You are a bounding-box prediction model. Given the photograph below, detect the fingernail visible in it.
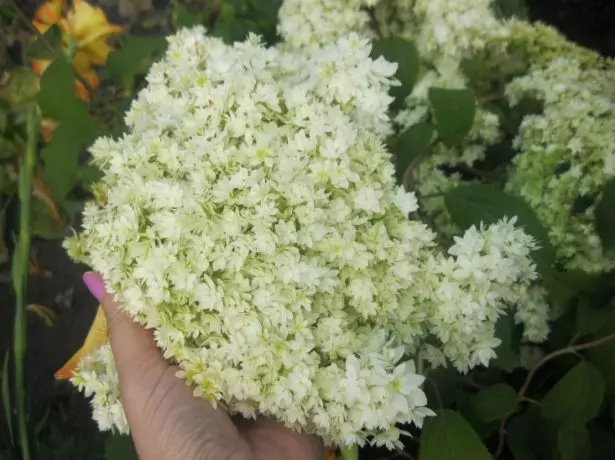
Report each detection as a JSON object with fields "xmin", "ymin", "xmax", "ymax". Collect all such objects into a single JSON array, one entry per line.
[{"xmin": 82, "ymin": 272, "xmax": 105, "ymax": 302}]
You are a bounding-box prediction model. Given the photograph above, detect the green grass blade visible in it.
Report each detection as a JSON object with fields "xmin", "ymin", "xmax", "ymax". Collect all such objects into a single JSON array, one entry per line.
[
  {"xmin": 2, "ymin": 351, "xmax": 14, "ymax": 446},
  {"xmin": 11, "ymin": 106, "xmax": 39, "ymax": 460}
]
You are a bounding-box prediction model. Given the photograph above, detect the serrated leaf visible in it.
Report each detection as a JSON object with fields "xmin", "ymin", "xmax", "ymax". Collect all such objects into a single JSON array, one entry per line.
[
  {"xmin": 542, "ymin": 361, "xmax": 604, "ymax": 423},
  {"xmin": 371, "ymin": 37, "xmax": 420, "ymax": 109},
  {"xmin": 104, "ymin": 434, "xmax": 138, "ymax": 460},
  {"xmin": 595, "ymin": 179, "xmax": 615, "ymax": 253},
  {"xmin": 392, "ymin": 122, "xmax": 434, "ymax": 184},
  {"xmin": 557, "ymin": 423, "xmax": 589, "ymax": 460},
  {"xmin": 107, "ymin": 35, "xmax": 168, "ymax": 79},
  {"xmin": 419, "ymin": 410, "xmax": 491, "ymax": 460},
  {"xmin": 444, "ymin": 184, "xmax": 555, "ymax": 271},
  {"xmin": 469, "ymin": 384, "xmax": 517, "ymax": 423},
  {"xmin": 27, "ymin": 25, "xmax": 62, "ymax": 59},
  {"xmin": 428, "ymin": 87, "xmax": 476, "ymax": 146}
]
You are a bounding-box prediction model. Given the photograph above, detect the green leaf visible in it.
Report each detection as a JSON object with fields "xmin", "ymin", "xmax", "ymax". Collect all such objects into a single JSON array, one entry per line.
[
  {"xmin": 507, "ymin": 408, "xmax": 556, "ymax": 460},
  {"xmin": 424, "ymin": 366, "xmax": 462, "ymax": 408},
  {"xmin": 589, "ymin": 424, "xmax": 615, "ymax": 460},
  {"xmin": 594, "ymin": 179, "xmax": 615, "ymax": 253},
  {"xmin": 542, "ymin": 361, "xmax": 605, "ymax": 423},
  {"xmin": 41, "ymin": 123, "xmax": 95, "ymax": 200},
  {"xmin": 444, "ymin": 184, "xmax": 555, "ymax": 271},
  {"xmin": 392, "ymin": 122, "xmax": 434, "ymax": 184},
  {"xmin": 492, "ymin": 0, "xmax": 529, "ymax": 19},
  {"xmin": 469, "ymin": 384, "xmax": 517, "ymax": 423},
  {"xmin": 419, "ymin": 410, "xmax": 491, "ymax": 460},
  {"xmin": 340, "ymin": 445, "xmax": 358, "ymax": 460},
  {"xmin": 2, "ymin": 351, "xmax": 13, "ymax": 446},
  {"xmin": 173, "ymin": 3, "xmax": 210, "ymax": 29},
  {"xmin": 26, "ymin": 25, "xmax": 62, "ymax": 59},
  {"xmin": 0, "ymin": 137, "xmax": 17, "ymax": 159},
  {"xmin": 492, "ymin": 313, "xmax": 518, "ymax": 372},
  {"xmin": 557, "ymin": 422, "xmax": 590, "ymax": 460},
  {"xmin": 104, "ymin": 434, "xmax": 138, "ymax": 460},
  {"xmin": 576, "ymin": 300, "xmax": 614, "ymax": 337},
  {"xmin": 107, "ymin": 36, "xmax": 168, "ymax": 80},
  {"xmin": 543, "ymin": 269, "xmax": 595, "ymax": 313},
  {"xmin": 371, "ymin": 38, "xmax": 420, "ymax": 109},
  {"xmin": 428, "ymin": 88, "xmax": 476, "ymax": 146},
  {"xmin": 38, "ymin": 57, "xmax": 94, "ymax": 131}
]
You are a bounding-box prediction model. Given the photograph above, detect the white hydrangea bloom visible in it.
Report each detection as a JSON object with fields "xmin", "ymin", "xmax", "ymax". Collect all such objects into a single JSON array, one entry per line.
[
  {"xmin": 423, "ymin": 217, "xmax": 546, "ymax": 372},
  {"xmin": 278, "ymin": 0, "xmax": 382, "ymax": 49},
  {"xmin": 67, "ymin": 28, "xmax": 544, "ymax": 448},
  {"xmin": 506, "ymin": 56, "xmax": 615, "ymax": 273}
]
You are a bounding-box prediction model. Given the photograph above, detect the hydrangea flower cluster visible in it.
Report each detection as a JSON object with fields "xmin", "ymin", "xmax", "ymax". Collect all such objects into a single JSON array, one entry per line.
[
  {"xmin": 278, "ymin": 0, "xmax": 381, "ymax": 49},
  {"xmin": 506, "ymin": 56, "xmax": 615, "ymax": 273},
  {"xmin": 66, "ymin": 27, "xmax": 546, "ymax": 447},
  {"xmin": 304, "ymin": 0, "xmax": 615, "ymax": 273}
]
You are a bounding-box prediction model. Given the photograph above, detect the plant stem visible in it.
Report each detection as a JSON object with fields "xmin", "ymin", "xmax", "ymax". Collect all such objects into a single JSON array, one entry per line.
[
  {"xmin": 12, "ymin": 107, "xmax": 39, "ymax": 460},
  {"xmin": 494, "ymin": 331, "xmax": 615, "ymax": 458}
]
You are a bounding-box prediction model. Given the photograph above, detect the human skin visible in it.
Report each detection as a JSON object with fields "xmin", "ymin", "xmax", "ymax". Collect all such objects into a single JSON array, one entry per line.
[{"xmin": 83, "ymin": 272, "xmax": 324, "ymax": 460}]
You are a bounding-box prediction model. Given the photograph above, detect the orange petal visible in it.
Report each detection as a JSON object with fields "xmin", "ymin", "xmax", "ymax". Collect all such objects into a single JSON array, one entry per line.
[
  {"xmin": 55, "ymin": 305, "xmax": 109, "ymax": 380},
  {"xmin": 74, "ymin": 68, "xmax": 99, "ymax": 101},
  {"xmin": 30, "ymin": 59, "xmax": 51, "ymax": 76},
  {"xmin": 33, "ymin": 0, "xmax": 66, "ymax": 26}
]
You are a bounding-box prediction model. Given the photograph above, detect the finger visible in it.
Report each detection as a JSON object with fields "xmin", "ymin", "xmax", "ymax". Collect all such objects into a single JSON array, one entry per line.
[{"xmin": 82, "ymin": 272, "xmax": 165, "ymax": 376}]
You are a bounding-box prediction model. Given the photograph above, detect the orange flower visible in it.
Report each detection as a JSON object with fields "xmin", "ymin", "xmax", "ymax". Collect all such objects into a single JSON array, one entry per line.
[
  {"xmin": 29, "ymin": 0, "xmax": 123, "ymax": 102},
  {"xmin": 60, "ymin": 0, "xmax": 125, "ymax": 66},
  {"xmin": 32, "ymin": 0, "xmax": 66, "ymax": 33}
]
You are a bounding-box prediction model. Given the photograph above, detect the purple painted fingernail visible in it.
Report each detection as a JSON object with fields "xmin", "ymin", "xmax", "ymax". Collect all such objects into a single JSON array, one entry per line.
[{"xmin": 82, "ymin": 272, "xmax": 105, "ymax": 302}]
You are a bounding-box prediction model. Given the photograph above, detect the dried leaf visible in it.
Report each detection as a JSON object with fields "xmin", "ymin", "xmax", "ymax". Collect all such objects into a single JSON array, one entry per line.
[{"xmin": 55, "ymin": 306, "xmax": 109, "ymax": 379}]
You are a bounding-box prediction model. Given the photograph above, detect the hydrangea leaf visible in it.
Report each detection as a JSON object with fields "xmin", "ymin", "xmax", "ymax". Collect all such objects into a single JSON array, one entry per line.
[
  {"xmin": 507, "ymin": 408, "xmax": 556, "ymax": 460},
  {"xmin": 594, "ymin": 179, "xmax": 615, "ymax": 253},
  {"xmin": 575, "ymin": 299, "xmax": 614, "ymax": 337},
  {"xmin": 428, "ymin": 87, "xmax": 476, "ymax": 146},
  {"xmin": 106, "ymin": 35, "xmax": 168, "ymax": 80},
  {"xmin": 391, "ymin": 122, "xmax": 434, "ymax": 184},
  {"xmin": 419, "ymin": 410, "xmax": 491, "ymax": 460},
  {"xmin": 492, "ymin": 313, "xmax": 518, "ymax": 372},
  {"xmin": 104, "ymin": 434, "xmax": 138, "ymax": 460},
  {"xmin": 541, "ymin": 361, "xmax": 604, "ymax": 423},
  {"xmin": 469, "ymin": 384, "xmax": 517, "ymax": 423},
  {"xmin": 424, "ymin": 367, "xmax": 462, "ymax": 408},
  {"xmin": 444, "ymin": 184, "xmax": 555, "ymax": 271},
  {"xmin": 557, "ymin": 422, "xmax": 589, "ymax": 460},
  {"xmin": 371, "ymin": 37, "xmax": 420, "ymax": 109}
]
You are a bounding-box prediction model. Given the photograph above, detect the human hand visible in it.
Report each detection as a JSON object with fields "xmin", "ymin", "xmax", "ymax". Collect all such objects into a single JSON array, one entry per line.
[{"xmin": 82, "ymin": 272, "xmax": 324, "ymax": 460}]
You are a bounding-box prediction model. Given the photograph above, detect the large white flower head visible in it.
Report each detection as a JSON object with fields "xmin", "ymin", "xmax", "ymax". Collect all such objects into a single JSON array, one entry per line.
[
  {"xmin": 65, "ymin": 27, "xmax": 545, "ymax": 448},
  {"xmin": 66, "ymin": 27, "xmax": 432, "ymax": 447}
]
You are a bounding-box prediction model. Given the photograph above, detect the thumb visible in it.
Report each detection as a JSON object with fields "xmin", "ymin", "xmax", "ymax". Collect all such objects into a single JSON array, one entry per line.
[{"xmin": 82, "ymin": 272, "xmax": 167, "ymax": 382}]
